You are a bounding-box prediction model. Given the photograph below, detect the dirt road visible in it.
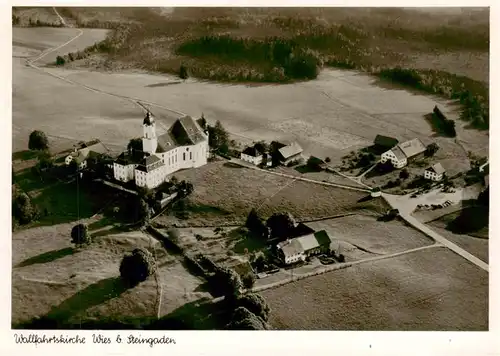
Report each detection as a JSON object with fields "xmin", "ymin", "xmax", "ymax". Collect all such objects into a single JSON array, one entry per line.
[{"xmin": 382, "ymin": 192, "xmax": 489, "ymax": 272}]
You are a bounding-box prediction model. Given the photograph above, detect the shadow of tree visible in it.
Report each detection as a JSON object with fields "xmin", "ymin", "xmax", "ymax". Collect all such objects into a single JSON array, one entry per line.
[
  {"xmin": 12, "ymin": 150, "xmax": 39, "ymax": 161},
  {"xmin": 16, "ymin": 247, "xmax": 76, "ymax": 268},
  {"xmin": 46, "ymin": 277, "xmax": 127, "ymax": 321},
  {"xmin": 223, "ymin": 162, "xmax": 245, "ymax": 169}
]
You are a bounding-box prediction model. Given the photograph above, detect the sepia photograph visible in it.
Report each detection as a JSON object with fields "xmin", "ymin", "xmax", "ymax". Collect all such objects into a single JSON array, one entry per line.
[{"xmin": 11, "ymin": 5, "xmax": 489, "ymax": 332}]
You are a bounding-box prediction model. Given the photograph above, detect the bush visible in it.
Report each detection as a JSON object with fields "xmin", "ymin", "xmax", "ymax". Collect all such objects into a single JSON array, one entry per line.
[
  {"xmin": 119, "ymin": 248, "xmax": 157, "ymax": 287},
  {"xmin": 325, "ymin": 157, "xmax": 331, "ymax": 163},
  {"xmin": 236, "ymin": 293, "xmax": 270, "ymax": 321},
  {"xmin": 179, "ymin": 64, "xmax": 189, "ymax": 79},
  {"xmin": 28, "ymin": 130, "xmax": 49, "ymax": 151},
  {"xmin": 241, "ymin": 273, "xmax": 256, "ymax": 290},
  {"xmin": 167, "ymin": 228, "xmax": 181, "ymax": 242},
  {"xmin": 212, "ymin": 266, "xmax": 243, "ymax": 300},
  {"xmin": 55, "ymin": 55, "xmax": 65, "ymax": 66},
  {"xmin": 71, "ymin": 223, "xmax": 91, "ymax": 247}
]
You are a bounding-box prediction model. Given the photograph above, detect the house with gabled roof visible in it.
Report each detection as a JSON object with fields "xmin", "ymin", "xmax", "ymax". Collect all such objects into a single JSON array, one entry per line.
[
  {"xmin": 65, "ymin": 139, "xmax": 110, "ymax": 170},
  {"xmin": 278, "ymin": 142, "xmax": 303, "ymax": 165},
  {"xmin": 424, "ymin": 162, "xmax": 446, "ymax": 181},
  {"xmin": 113, "ymin": 112, "xmax": 209, "ymax": 189},
  {"xmin": 241, "ymin": 145, "xmax": 265, "ymax": 166},
  {"xmin": 276, "ymin": 229, "xmax": 333, "ymax": 265},
  {"xmin": 381, "ymin": 138, "xmax": 426, "ymax": 169}
]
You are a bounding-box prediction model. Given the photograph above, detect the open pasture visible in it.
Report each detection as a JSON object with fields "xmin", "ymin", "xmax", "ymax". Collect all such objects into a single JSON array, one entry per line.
[
  {"xmin": 306, "ymin": 214, "xmax": 434, "ymax": 255},
  {"xmin": 261, "ymin": 247, "xmax": 488, "ymax": 330},
  {"xmin": 12, "ymin": 222, "xmax": 207, "ymax": 325}
]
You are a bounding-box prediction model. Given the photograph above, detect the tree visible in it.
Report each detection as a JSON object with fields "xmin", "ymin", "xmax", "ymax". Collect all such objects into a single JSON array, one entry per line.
[
  {"xmin": 236, "ymin": 293, "xmax": 270, "ymax": 321},
  {"xmin": 307, "ymin": 156, "xmax": 324, "ymax": 171},
  {"xmin": 213, "ymin": 266, "xmax": 243, "ymax": 300},
  {"xmin": 127, "ymin": 138, "xmax": 143, "ymax": 160},
  {"xmin": 399, "ymin": 169, "xmax": 410, "ymax": 180},
  {"xmin": 179, "ymin": 64, "xmax": 188, "ymax": 80},
  {"xmin": 12, "ymin": 192, "xmax": 37, "ymax": 225},
  {"xmin": 197, "ymin": 113, "xmax": 207, "ymax": 130},
  {"xmin": 71, "ymin": 223, "xmax": 91, "ymax": 247},
  {"xmin": 208, "ymin": 120, "xmax": 229, "ymax": 151},
  {"xmin": 28, "ymin": 130, "xmax": 49, "ymax": 151},
  {"xmin": 119, "ymin": 248, "xmax": 157, "ymax": 287},
  {"xmin": 245, "ymin": 209, "xmax": 267, "ymax": 238},
  {"xmin": 266, "ymin": 212, "xmax": 297, "ymax": 239},
  {"xmin": 242, "ymin": 273, "xmax": 256, "ymax": 290},
  {"xmin": 254, "ymin": 141, "xmax": 268, "ymax": 155},
  {"xmin": 424, "ymin": 143, "xmax": 440, "ymax": 157},
  {"xmin": 135, "ymin": 198, "xmax": 150, "ymax": 226},
  {"xmin": 176, "ymin": 180, "xmax": 194, "ymax": 198},
  {"xmin": 325, "ymin": 157, "xmax": 331, "ymax": 163},
  {"xmin": 167, "ymin": 228, "xmax": 181, "ymax": 243},
  {"xmin": 226, "ymin": 307, "xmax": 269, "ymax": 330},
  {"xmin": 55, "ymin": 55, "xmax": 65, "ymax": 66}
]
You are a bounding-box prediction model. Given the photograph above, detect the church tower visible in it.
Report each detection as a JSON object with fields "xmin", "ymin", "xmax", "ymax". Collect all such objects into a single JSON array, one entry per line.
[{"xmin": 142, "ymin": 111, "xmax": 158, "ymax": 154}]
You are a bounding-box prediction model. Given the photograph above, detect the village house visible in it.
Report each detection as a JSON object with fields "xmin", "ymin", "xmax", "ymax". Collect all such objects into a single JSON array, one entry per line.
[
  {"xmin": 424, "ymin": 162, "xmax": 446, "ymax": 181},
  {"xmin": 113, "ymin": 112, "xmax": 209, "ymax": 189},
  {"xmin": 240, "ymin": 145, "xmax": 264, "ymax": 166},
  {"xmin": 65, "ymin": 139, "xmax": 110, "ymax": 170},
  {"xmin": 381, "ymin": 138, "xmax": 426, "ymax": 169},
  {"xmin": 278, "ymin": 142, "xmax": 303, "ymax": 165},
  {"xmin": 276, "ymin": 230, "xmax": 333, "ymax": 265}
]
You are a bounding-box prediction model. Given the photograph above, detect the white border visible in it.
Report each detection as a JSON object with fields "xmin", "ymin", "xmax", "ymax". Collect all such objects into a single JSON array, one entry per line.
[{"xmin": 3, "ymin": 1, "xmax": 497, "ymax": 355}]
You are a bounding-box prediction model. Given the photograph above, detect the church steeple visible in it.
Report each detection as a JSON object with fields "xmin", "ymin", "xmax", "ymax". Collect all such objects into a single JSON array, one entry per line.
[{"xmin": 142, "ymin": 111, "xmax": 157, "ymax": 154}]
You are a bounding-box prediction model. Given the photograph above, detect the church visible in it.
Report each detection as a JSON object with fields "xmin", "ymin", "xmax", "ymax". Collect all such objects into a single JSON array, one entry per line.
[{"xmin": 113, "ymin": 111, "xmax": 209, "ymax": 189}]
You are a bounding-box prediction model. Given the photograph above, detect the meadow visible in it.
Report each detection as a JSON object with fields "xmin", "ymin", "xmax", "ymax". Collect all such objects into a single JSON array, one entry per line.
[{"xmin": 261, "ymin": 247, "xmax": 488, "ymax": 331}]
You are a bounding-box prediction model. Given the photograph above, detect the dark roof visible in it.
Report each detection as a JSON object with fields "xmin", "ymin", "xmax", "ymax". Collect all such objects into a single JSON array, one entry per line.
[
  {"xmin": 143, "ymin": 112, "xmax": 154, "ymax": 126},
  {"xmin": 115, "ymin": 152, "xmax": 142, "ymax": 165},
  {"xmin": 242, "ymin": 146, "xmax": 262, "ymax": 157},
  {"xmin": 313, "ymin": 230, "xmax": 332, "ymax": 247},
  {"xmin": 374, "ymin": 135, "xmax": 399, "ymax": 148}
]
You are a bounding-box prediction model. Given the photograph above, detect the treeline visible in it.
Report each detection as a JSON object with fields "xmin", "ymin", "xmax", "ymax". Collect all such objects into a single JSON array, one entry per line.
[
  {"xmin": 377, "ymin": 67, "xmax": 489, "ymax": 129},
  {"xmin": 176, "ymin": 35, "xmax": 321, "ymax": 81},
  {"xmin": 12, "ymin": 14, "xmax": 63, "ymax": 28}
]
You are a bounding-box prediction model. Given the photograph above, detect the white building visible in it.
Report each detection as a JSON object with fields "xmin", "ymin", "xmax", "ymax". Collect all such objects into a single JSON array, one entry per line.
[
  {"xmin": 424, "ymin": 162, "xmax": 446, "ymax": 181},
  {"xmin": 113, "ymin": 112, "xmax": 209, "ymax": 189},
  {"xmin": 241, "ymin": 145, "xmax": 264, "ymax": 166},
  {"xmin": 381, "ymin": 138, "xmax": 426, "ymax": 169},
  {"xmin": 65, "ymin": 139, "xmax": 109, "ymax": 170}
]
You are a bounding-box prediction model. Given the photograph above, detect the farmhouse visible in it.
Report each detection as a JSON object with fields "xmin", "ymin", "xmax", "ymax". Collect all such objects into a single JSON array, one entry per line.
[
  {"xmin": 278, "ymin": 142, "xmax": 304, "ymax": 165},
  {"xmin": 113, "ymin": 112, "xmax": 209, "ymax": 189},
  {"xmin": 277, "ymin": 230, "xmax": 333, "ymax": 265},
  {"xmin": 241, "ymin": 145, "xmax": 264, "ymax": 166},
  {"xmin": 65, "ymin": 139, "xmax": 110, "ymax": 170},
  {"xmin": 381, "ymin": 138, "xmax": 426, "ymax": 169},
  {"xmin": 424, "ymin": 162, "xmax": 446, "ymax": 181}
]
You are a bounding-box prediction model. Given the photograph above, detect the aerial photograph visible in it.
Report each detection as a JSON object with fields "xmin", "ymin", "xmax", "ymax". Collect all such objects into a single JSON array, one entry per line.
[{"xmin": 12, "ymin": 7, "xmax": 489, "ymax": 330}]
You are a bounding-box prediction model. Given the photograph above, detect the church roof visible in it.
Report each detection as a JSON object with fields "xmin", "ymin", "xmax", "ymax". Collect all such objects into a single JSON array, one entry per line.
[{"xmin": 157, "ymin": 115, "xmax": 207, "ymax": 153}]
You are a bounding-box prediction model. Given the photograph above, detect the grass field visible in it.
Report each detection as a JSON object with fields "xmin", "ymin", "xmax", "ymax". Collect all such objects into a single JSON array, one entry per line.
[
  {"xmin": 160, "ymin": 161, "xmax": 368, "ymax": 225},
  {"xmin": 261, "ymin": 247, "xmax": 488, "ymax": 330},
  {"xmin": 12, "ymin": 223, "xmax": 208, "ymax": 325},
  {"xmin": 306, "ymin": 215, "xmax": 434, "ymax": 255}
]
